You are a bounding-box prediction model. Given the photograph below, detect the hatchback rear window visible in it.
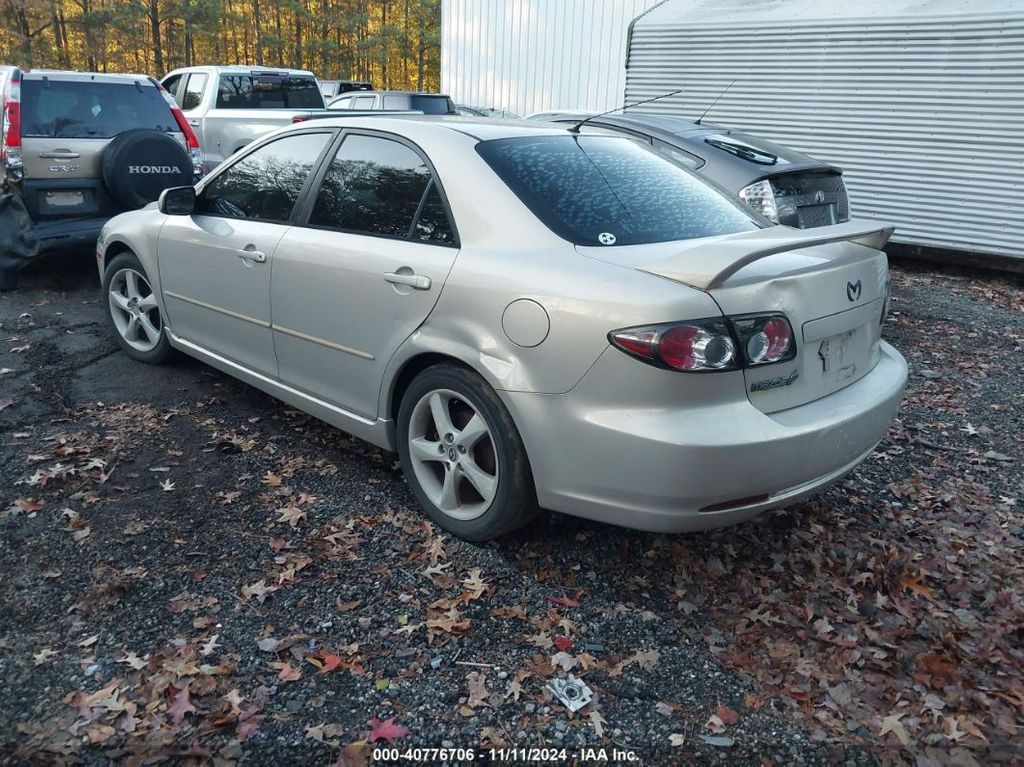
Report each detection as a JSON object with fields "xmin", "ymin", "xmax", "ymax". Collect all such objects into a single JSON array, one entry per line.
[
  {"xmin": 216, "ymin": 75, "xmax": 324, "ymax": 109},
  {"xmin": 20, "ymin": 80, "xmax": 178, "ymax": 139},
  {"xmin": 477, "ymin": 135, "xmax": 756, "ymax": 246}
]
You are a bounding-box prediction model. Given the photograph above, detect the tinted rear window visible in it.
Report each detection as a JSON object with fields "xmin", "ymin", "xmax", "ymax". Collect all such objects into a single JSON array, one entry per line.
[
  {"xmin": 477, "ymin": 135, "xmax": 756, "ymax": 247},
  {"xmin": 409, "ymin": 96, "xmax": 453, "ymax": 115},
  {"xmin": 216, "ymin": 75, "xmax": 324, "ymax": 109},
  {"xmin": 21, "ymin": 80, "xmax": 178, "ymax": 138}
]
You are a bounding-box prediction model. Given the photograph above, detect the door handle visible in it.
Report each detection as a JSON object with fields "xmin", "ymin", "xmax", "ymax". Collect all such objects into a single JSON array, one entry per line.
[
  {"xmin": 384, "ymin": 271, "xmax": 431, "ymax": 290},
  {"xmin": 237, "ymin": 247, "xmax": 267, "ymax": 263},
  {"xmin": 38, "ymin": 151, "xmax": 81, "ymax": 159},
  {"xmin": 188, "ymin": 119, "xmax": 200, "ymax": 127}
]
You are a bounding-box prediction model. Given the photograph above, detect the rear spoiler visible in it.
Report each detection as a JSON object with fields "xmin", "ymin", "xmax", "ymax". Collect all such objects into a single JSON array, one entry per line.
[{"xmin": 639, "ymin": 220, "xmax": 895, "ymax": 290}]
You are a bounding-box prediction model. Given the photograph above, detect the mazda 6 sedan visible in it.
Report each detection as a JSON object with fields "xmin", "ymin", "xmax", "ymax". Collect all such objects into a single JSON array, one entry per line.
[{"xmin": 96, "ymin": 116, "xmax": 907, "ymax": 541}]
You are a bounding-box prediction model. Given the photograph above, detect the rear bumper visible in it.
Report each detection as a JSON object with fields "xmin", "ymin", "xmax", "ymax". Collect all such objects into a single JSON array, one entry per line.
[
  {"xmin": 34, "ymin": 218, "xmax": 107, "ymax": 254},
  {"xmin": 505, "ymin": 341, "xmax": 907, "ymax": 533}
]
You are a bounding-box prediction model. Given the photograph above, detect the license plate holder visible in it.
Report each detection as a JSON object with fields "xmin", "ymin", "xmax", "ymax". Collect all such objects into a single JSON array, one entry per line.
[
  {"xmin": 45, "ymin": 190, "xmax": 85, "ymax": 207},
  {"xmin": 817, "ymin": 329, "xmax": 860, "ymax": 385}
]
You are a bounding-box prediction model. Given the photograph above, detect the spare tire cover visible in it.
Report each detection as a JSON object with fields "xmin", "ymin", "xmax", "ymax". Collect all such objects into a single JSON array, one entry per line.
[{"xmin": 101, "ymin": 129, "xmax": 193, "ymax": 209}]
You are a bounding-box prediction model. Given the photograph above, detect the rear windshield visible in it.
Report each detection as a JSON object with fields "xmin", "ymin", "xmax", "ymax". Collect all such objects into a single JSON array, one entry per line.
[
  {"xmin": 21, "ymin": 80, "xmax": 178, "ymax": 139},
  {"xmin": 477, "ymin": 135, "xmax": 756, "ymax": 247},
  {"xmin": 216, "ymin": 75, "xmax": 324, "ymax": 109},
  {"xmin": 409, "ymin": 95, "xmax": 453, "ymax": 115}
]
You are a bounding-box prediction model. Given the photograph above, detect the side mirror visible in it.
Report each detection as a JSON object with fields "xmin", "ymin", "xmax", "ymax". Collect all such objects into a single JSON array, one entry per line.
[{"xmin": 158, "ymin": 186, "xmax": 196, "ymax": 216}]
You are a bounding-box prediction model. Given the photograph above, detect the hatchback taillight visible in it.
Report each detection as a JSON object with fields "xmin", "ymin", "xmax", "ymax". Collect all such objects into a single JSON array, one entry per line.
[
  {"xmin": 610, "ymin": 313, "xmax": 796, "ymax": 373},
  {"xmin": 1, "ymin": 69, "xmax": 23, "ymax": 179}
]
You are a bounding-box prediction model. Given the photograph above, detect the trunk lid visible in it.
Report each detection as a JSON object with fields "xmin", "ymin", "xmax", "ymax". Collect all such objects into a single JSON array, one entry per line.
[{"xmin": 577, "ymin": 221, "xmax": 893, "ymax": 414}]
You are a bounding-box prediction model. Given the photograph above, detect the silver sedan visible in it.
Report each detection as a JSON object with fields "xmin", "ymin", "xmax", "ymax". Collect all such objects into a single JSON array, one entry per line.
[{"xmin": 96, "ymin": 116, "xmax": 907, "ymax": 541}]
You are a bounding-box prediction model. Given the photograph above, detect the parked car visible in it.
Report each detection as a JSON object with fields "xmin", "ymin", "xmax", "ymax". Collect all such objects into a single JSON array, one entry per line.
[
  {"xmin": 161, "ymin": 66, "xmax": 327, "ymax": 171},
  {"xmin": 96, "ymin": 116, "xmax": 906, "ymax": 541},
  {"xmin": 456, "ymin": 105, "xmax": 520, "ymax": 118},
  {"xmin": 0, "ymin": 66, "xmax": 202, "ymax": 290},
  {"xmin": 531, "ymin": 111, "xmax": 850, "ymax": 229},
  {"xmin": 327, "ymin": 90, "xmax": 457, "ymax": 115},
  {"xmin": 319, "ymin": 79, "xmax": 373, "ymax": 99}
]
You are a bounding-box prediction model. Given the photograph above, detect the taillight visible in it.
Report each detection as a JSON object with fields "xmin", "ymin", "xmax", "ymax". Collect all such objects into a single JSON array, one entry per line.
[
  {"xmin": 1, "ymin": 69, "xmax": 23, "ymax": 179},
  {"xmin": 730, "ymin": 314, "xmax": 796, "ymax": 366},
  {"xmin": 292, "ymin": 115, "xmax": 310, "ymax": 123},
  {"xmin": 156, "ymin": 82, "xmax": 203, "ymax": 178},
  {"xmin": 610, "ymin": 319, "xmax": 738, "ymax": 372},
  {"xmin": 610, "ymin": 313, "xmax": 796, "ymax": 373},
  {"xmin": 738, "ymin": 179, "xmax": 778, "ymax": 223}
]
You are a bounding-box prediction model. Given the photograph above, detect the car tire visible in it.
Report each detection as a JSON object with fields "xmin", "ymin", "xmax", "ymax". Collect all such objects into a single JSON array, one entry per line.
[
  {"xmin": 102, "ymin": 251, "xmax": 173, "ymax": 364},
  {"xmin": 397, "ymin": 363, "xmax": 539, "ymax": 541}
]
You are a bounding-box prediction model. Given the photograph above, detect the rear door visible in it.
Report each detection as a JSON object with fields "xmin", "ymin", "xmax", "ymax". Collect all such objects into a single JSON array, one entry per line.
[
  {"xmin": 159, "ymin": 130, "xmax": 334, "ymax": 376},
  {"xmin": 19, "ymin": 77, "xmax": 182, "ymax": 221},
  {"xmin": 271, "ymin": 131, "xmax": 460, "ymax": 418}
]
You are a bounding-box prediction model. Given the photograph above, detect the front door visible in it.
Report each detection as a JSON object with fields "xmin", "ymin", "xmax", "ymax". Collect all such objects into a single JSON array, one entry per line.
[
  {"xmin": 159, "ymin": 130, "xmax": 334, "ymax": 377},
  {"xmin": 271, "ymin": 132, "xmax": 460, "ymax": 419}
]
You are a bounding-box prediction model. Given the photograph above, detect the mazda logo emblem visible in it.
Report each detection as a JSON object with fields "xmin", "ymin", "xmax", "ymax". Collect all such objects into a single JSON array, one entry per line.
[{"xmin": 846, "ymin": 280, "xmax": 862, "ymax": 302}]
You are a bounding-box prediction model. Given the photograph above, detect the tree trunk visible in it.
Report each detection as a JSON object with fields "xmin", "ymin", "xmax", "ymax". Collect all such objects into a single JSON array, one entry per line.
[
  {"xmin": 380, "ymin": 0, "xmax": 388, "ymax": 89},
  {"xmin": 294, "ymin": 0, "xmax": 303, "ymax": 69},
  {"xmin": 149, "ymin": 0, "xmax": 163, "ymax": 74},
  {"xmin": 253, "ymin": 0, "xmax": 263, "ymax": 65}
]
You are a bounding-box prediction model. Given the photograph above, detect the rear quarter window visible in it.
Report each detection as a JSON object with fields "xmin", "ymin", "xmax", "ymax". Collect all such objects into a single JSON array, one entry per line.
[
  {"xmin": 409, "ymin": 95, "xmax": 453, "ymax": 115},
  {"xmin": 476, "ymin": 135, "xmax": 756, "ymax": 247},
  {"xmin": 20, "ymin": 80, "xmax": 179, "ymax": 139}
]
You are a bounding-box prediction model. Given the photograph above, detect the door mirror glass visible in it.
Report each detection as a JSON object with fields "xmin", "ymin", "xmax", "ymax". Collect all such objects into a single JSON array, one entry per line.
[{"xmin": 159, "ymin": 186, "xmax": 196, "ymax": 215}]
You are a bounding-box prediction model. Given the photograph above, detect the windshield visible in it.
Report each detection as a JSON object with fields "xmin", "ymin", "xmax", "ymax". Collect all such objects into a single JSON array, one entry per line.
[
  {"xmin": 21, "ymin": 80, "xmax": 178, "ymax": 138},
  {"xmin": 476, "ymin": 135, "xmax": 756, "ymax": 246},
  {"xmin": 216, "ymin": 75, "xmax": 324, "ymax": 109}
]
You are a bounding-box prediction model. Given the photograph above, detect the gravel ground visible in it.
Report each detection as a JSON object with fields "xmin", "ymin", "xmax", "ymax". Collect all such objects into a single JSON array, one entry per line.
[{"xmin": 0, "ymin": 254, "xmax": 1021, "ymax": 766}]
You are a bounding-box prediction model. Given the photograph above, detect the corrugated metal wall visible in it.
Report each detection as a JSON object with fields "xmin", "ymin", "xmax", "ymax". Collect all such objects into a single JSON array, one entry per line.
[
  {"xmin": 626, "ymin": 1, "xmax": 1024, "ymax": 259},
  {"xmin": 441, "ymin": 0, "xmax": 661, "ymax": 116}
]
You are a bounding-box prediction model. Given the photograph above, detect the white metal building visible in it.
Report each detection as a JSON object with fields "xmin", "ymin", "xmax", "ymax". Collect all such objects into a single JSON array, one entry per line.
[
  {"xmin": 625, "ymin": 0, "xmax": 1024, "ymax": 261},
  {"xmin": 440, "ymin": 0, "xmax": 661, "ymax": 117}
]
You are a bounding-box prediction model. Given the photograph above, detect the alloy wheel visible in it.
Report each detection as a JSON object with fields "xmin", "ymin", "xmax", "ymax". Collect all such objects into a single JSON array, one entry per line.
[
  {"xmin": 407, "ymin": 388, "xmax": 499, "ymax": 521},
  {"xmin": 108, "ymin": 267, "xmax": 162, "ymax": 353}
]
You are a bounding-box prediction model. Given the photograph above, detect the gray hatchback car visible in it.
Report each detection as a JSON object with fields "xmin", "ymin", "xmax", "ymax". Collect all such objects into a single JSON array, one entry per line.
[{"xmin": 531, "ymin": 112, "xmax": 850, "ymax": 230}]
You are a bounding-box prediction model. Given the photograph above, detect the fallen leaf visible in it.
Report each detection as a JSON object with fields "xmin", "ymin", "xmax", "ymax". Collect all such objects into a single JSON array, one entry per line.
[
  {"xmin": 167, "ymin": 686, "xmax": 196, "ymax": 725},
  {"xmin": 368, "ymin": 717, "xmax": 409, "ymax": 744}
]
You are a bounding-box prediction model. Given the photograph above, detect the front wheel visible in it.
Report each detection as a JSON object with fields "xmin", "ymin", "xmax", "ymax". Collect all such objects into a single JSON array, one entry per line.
[
  {"xmin": 102, "ymin": 251, "xmax": 173, "ymax": 364},
  {"xmin": 397, "ymin": 363, "xmax": 538, "ymax": 541}
]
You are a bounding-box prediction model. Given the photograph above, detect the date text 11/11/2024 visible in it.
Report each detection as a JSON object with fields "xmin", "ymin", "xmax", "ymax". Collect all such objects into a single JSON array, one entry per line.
[{"xmin": 371, "ymin": 746, "xmax": 641, "ymax": 762}]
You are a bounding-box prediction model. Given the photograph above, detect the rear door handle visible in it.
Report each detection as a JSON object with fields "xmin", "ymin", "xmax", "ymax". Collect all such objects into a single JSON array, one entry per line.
[
  {"xmin": 237, "ymin": 247, "xmax": 267, "ymax": 263},
  {"xmin": 38, "ymin": 151, "xmax": 81, "ymax": 159},
  {"xmin": 188, "ymin": 119, "xmax": 200, "ymax": 127},
  {"xmin": 384, "ymin": 271, "xmax": 431, "ymax": 290}
]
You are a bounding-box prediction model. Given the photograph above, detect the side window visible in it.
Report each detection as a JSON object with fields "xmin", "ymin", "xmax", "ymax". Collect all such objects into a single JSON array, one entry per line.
[
  {"xmin": 162, "ymin": 75, "xmax": 184, "ymax": 106},
  {"xmin": 333, "ymin": 96, "xmax": 354, "ymax": 109},
  {"xmin": 216, "ymin": 75, "xmax": 252, "ymax": 108},
  {"xmin": 413, "ymin": 182, "xmax": 455, "ymax": 244},
  {"xmin": 196, "ymin": 132, "xmax": 332, "ymax": 222},
  {"xmin": 182, "ymin": 74, "xmax": 207, "ymax": 111},
  {"xmin": 353, "ymin": 95, "xmax": 376, "ymax": 109},
  {"xmin": 383, "ymin": 94, "xmax": 406, "ymax": 110},
  {"xmin": 310, "ymin": 134, "xmax": 445, "ymax": 240}
]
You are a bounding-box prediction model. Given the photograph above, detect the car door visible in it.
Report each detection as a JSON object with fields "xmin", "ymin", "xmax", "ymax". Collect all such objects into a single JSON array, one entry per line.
[
  {"xmin": 159, "ymin": 130, "xmax": 335, "ymax": 377},
  {"xmin": 271, "ymin": 131, "xmax": 460, "ymax": 419}
]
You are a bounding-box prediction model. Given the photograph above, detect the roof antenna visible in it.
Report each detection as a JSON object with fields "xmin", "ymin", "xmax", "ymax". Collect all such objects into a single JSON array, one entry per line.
[
  {"xmin": 567, "ymin": 87, "xmax": 686, "ymax": 134},
  {"xmin": 695, "ymin": 80, "xmax": 736, "ymax": 125}
]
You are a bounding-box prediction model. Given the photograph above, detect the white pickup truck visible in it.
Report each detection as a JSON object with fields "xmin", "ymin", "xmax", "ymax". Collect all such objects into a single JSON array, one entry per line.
[{"xmin": 160, "ymin": 66, "xmax": 328, "ymax": 172}]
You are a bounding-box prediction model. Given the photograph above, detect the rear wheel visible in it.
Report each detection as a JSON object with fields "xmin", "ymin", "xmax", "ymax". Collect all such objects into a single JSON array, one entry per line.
[
  {"xmin": 397, "ymin": 364, "xmax": 538, "ymax": 541},
  {"xmin": 103, "ymin": 252, "xmax": 172, "ymax": 364}
]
